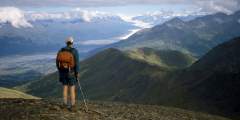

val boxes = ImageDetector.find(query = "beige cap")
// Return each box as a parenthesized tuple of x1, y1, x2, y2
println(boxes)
(65, 36, 74, 44)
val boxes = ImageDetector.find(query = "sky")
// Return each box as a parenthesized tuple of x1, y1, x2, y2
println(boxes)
(0, 0, 239, 15)
(0, 0, 240, 46)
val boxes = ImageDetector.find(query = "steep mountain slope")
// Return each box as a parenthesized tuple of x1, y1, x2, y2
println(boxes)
(110, 11, 240, 57)
(0, 99, 230, 120)
(174, 37, 240, 118)
(0, 87, 38, 99)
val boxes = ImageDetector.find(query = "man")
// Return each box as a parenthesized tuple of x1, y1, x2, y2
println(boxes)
(56, 37, 80, 111)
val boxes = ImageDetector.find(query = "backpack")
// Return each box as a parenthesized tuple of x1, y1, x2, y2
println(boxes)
(56, 48, 75, 70)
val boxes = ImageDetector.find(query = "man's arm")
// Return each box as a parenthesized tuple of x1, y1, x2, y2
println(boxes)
(56, 50, 60, 71)
(73, 49, 80, 77)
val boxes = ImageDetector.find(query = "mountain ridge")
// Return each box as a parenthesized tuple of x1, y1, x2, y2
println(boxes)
(174, 37, 240, 118)
(108, 10, 240, 57)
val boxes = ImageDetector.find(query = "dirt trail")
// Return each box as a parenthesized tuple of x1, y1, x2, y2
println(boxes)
(0, 99, 231, 120)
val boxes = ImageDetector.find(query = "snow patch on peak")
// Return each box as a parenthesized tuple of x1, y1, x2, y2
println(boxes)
(119, 15, 152, 28)
(117, 15, 152, 39)
(0, 7, 32, 28)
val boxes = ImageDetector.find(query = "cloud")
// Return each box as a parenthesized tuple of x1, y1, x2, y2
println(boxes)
(0, 7, 32, 28)
(195, 0, 240, 14)
(0, 0, 239, 14)
(26, 9, 118, 22)
(79, 39, 121, 45)
(119, 15, 152, 28)
(0, 0, 191, 7)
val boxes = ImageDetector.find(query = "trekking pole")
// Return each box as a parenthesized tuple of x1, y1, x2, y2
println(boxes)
(77, 77, 88, 112)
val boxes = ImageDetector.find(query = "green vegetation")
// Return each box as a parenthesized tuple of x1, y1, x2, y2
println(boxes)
(0, 87, 39, 99)
(127, 47, 196, 69)
(16, 48, 192, 103)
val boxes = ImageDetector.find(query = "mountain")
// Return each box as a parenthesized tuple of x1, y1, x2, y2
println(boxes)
(0, 87, 38, 99)
(110, 11, 240, 57)
(133, 13, 203, 26)
(16, 37, 240, 119)
(15, 48, 193, 100)
(173, 37, 240, 118)
(0, 99, 230, 120)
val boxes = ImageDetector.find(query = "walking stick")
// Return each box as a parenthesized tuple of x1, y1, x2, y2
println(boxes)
(77, 77, 88, 112)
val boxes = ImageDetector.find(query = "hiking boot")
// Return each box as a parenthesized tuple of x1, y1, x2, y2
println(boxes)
(60, 104, 69, 112)
(69, 105, 78, 112)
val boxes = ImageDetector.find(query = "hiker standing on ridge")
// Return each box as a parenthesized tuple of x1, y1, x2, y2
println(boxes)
(56, 37, 80, 111)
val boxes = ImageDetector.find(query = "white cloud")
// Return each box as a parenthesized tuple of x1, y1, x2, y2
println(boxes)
(119, 15, 152, 28)
(79, 39, 121, 45)
(26, 9, 120, 22)
(195, 0, 240, 14)
(0, 0, 239, 14)
(0, 7, 32, 28)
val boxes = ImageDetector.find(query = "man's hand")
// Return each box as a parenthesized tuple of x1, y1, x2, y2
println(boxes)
(76, 72, 80, 79)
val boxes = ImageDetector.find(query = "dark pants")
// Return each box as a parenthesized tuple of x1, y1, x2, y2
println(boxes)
(59, 69, 77, 86)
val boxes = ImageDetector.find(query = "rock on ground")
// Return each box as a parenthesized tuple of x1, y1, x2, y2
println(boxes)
(0, 99, 231, 120)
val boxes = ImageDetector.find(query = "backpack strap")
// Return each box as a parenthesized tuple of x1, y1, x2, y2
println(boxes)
(61, 47, 73, 52)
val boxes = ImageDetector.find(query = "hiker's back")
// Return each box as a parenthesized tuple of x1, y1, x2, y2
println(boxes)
(56, 45, 80, 86)
(57, 47, 76, 70)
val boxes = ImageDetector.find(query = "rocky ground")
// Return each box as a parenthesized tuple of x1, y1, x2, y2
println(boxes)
(0, 99, 231, 120)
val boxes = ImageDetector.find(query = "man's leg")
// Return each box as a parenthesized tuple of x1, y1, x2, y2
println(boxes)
(70, 85, 76, 106)
(63, 85, 68, 105)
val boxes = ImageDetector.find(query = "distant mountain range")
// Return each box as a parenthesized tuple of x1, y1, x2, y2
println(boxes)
(0, 9, 219, 57)
(109, 11, 240, 57)
(0, 11, 136, 56)
(15, 37, 240, 119)
(132, 12, 204, 26)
